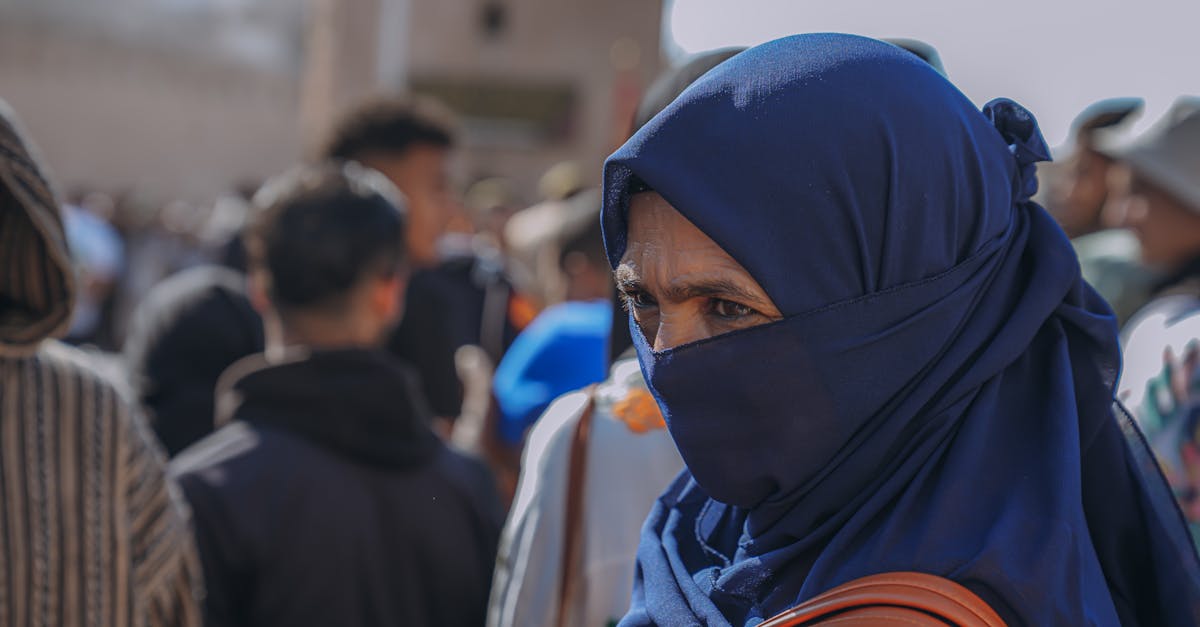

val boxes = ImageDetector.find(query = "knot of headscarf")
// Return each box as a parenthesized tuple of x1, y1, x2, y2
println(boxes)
(982, 98, 1051, 203)
(604, 34, 1200, 627)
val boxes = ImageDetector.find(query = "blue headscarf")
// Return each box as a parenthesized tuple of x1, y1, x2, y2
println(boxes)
(601, 34, 1200, 626)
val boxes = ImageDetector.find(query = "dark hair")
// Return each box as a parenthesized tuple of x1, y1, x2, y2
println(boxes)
(322, 97, 457, 161)
(123, 265, 264, 456)
(247, 163, 407, 314)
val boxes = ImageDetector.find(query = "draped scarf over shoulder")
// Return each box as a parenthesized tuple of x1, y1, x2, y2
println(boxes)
(601, 34, 1200, 626)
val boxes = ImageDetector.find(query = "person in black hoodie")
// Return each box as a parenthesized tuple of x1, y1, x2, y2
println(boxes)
(124, 265, 264, 456)
(170, 163, 503, 627)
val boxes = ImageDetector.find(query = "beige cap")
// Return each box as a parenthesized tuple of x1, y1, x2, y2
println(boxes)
(1099, 97, 1200, 211)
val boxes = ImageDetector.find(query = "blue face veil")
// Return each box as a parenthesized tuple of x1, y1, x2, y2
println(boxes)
(601, 34, 1200, 626)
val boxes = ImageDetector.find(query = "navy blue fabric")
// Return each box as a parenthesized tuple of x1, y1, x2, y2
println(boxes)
(600, 34, 1200, 626)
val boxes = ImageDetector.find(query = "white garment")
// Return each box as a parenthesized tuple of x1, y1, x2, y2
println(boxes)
(1119, 294, 1200, 413)
(488, 358, 683, 627)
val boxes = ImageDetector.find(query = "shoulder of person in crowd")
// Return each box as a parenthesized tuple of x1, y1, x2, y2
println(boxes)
(437, 235, 539, 331)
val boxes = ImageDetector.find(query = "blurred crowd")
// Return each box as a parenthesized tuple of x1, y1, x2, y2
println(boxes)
(1042, 95, 1200, 544)
(4, 33, 1200, 627)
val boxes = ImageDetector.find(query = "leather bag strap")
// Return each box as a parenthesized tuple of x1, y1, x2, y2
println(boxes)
(758, 572, 1007, 627)
(557, 387, 597, 627)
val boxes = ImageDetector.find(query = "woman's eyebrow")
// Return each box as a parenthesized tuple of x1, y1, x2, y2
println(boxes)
(614, 265, 771, 308)
(661, 278, 767, 306)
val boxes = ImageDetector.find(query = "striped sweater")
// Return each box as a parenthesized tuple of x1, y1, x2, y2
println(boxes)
(1, 343, 203, 627)
(0, 99, 202, 627)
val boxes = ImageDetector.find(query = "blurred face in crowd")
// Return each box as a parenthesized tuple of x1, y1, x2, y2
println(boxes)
(360, 144, 457, 267)
(615, 191, 783, 351)
(1120, 173, 1200, 270)
(1100, 162, 1134, 228)
(1050, 147, 1112, 238)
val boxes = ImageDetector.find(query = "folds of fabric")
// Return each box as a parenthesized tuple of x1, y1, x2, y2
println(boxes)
(0, 98, 201, 627)
(0, 343, 203, 627)
(600, 34, 1200, 626)
(0, 100, 74, 355)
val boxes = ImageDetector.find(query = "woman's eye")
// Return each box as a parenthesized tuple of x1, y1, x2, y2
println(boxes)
(712, 299, 755, 319)
(622, 290, 656, 311)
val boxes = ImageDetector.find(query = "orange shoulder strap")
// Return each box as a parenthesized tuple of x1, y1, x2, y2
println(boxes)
(758, 572, 1007, 627)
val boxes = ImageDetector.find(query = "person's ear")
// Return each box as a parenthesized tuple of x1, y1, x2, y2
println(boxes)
(247, 268, 273, 316)
(371, 272, 407, 325)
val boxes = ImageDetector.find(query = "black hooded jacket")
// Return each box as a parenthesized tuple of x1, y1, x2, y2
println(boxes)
(171, 348, 502, 627)
(124, 265, 264, 456)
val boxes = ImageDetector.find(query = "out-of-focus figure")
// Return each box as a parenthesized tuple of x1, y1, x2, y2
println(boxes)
(487, 47, 745, 627)
(493, 191, 612, 447)
(63, 191, 126, 348)
(1045, 98, 1156, 324)
(538, 160, 586, 204)
(473, 189, 610, 503)
(323, 98, 533, 423)
(110, 193, 219, 348)
(488, 357, 682, 627)
(883, 38, 947, 76)
(1050, 98, 1144, 238)
(171, 163, 502, 627)
(464, 176, 521, 253)
(322, 98, 460, 268)
(502, 161, 592, 307)
(123, 265, 264, 457)
(1112, 99, 1200, 544)
(0, 100, 202, 627)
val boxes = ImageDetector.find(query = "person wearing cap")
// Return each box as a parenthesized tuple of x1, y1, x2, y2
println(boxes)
(1112, 99, 1200, 544)
(1051, 98, 1144, 238)
(0, 101, 202, 627)
(1046, 98, 1156, 325)
(464, 176, 521, 253)
(1110, 99, 1200, 285)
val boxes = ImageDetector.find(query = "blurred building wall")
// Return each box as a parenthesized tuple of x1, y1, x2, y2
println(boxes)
(403, 0, 663, 200)
(0, 0, 661, 205)
(0, 3, 304, 203)
(300, 0, 389, 155)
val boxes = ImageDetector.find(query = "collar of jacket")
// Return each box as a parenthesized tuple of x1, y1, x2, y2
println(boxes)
(216, 347, 442, 469)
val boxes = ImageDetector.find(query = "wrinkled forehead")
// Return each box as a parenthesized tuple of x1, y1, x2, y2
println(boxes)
(617, 191, 751, 275)
(601, 34, 1014, 316)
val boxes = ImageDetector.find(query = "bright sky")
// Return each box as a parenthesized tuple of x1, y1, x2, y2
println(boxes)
(665, 0, 1200, 148)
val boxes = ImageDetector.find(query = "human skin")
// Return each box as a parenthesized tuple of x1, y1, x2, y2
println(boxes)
(614, 191, 783, 351)
(360, 144, 458, 268)
(1050, 147, 1112, 238)
(1120, 173, 1200, 270)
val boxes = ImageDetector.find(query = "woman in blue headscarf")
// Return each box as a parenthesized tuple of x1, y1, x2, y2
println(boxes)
(601, 34, 1200, 626)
